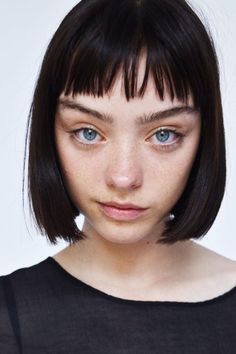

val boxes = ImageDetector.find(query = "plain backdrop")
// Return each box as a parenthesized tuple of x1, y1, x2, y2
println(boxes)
(0, 0, 235, 275)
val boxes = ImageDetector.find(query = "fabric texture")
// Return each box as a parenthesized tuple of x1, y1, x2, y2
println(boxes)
(0, 256, 236, 354)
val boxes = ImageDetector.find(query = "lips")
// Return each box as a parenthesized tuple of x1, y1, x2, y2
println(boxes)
(98, 202, 147, 220)
(99, 202, 146, 210)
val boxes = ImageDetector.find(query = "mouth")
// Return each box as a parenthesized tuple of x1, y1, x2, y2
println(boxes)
(98, 202, 148, 221)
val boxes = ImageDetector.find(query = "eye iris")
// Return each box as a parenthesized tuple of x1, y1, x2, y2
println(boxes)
(83, 129, 97, 141)
(156, 130, 170, 143)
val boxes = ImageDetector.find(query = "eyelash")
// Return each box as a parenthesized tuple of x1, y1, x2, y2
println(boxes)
(70, 126, 184, 151)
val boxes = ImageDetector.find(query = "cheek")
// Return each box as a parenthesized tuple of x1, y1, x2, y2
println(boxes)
(56, 142, 102, 203)
(157, 164, 191, 201)
(148, 141, 199, 201)
(157, 152, 195, 181)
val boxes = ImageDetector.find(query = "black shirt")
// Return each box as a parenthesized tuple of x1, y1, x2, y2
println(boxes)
(0, 257, 236, 354)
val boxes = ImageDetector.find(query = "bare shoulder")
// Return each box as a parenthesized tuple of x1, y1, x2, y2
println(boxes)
(191, 241, 236, 273)
(186, 241, 236, 300)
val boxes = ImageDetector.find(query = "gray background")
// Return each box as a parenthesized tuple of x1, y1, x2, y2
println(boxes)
(0, 0, 235, 275)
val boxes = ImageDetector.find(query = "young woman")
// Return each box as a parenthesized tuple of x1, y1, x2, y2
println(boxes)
(1, 0, 236, 352)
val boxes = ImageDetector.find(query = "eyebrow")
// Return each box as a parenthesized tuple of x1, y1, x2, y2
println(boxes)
(58, 98, 198, 125)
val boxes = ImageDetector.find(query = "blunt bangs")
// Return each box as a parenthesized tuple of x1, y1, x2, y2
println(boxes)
(25, 0, 226, 245)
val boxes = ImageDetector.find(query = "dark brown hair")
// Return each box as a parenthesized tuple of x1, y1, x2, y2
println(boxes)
(24, 0, 226, 245)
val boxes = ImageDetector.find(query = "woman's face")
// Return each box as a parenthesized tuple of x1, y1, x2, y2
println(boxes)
(55, 70, 201, 245)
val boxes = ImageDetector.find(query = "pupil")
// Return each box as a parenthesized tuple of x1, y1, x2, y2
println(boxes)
(156, 130, 169, 142)
(84, 129, 97, 141)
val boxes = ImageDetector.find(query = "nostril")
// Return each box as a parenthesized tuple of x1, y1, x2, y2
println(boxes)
(106, 173, 143, 190)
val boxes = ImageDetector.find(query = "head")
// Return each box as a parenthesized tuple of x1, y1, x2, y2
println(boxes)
(25, 0, 226, 246)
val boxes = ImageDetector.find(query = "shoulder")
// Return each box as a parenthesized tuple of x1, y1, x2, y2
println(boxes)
(0, 257, 53, 300)
(191, 242, 236, 275)
(185, 242, 236, 301)
(1, 257, 49, 279)
(0, 257, 58, 329)
(0, 258, 55, 350)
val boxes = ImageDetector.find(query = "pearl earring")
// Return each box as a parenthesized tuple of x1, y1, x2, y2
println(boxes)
(169, 213, 175, 221)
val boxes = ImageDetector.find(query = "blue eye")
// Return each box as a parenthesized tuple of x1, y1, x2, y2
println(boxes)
(74, 128, 102, 144)
(155, 130, 171, 143)
(148, 128, 183, 150)
(82, 128, 97, 141)
(72, 127, 182, 150)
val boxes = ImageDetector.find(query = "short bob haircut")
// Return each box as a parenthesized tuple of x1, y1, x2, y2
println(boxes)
(24, 0, 226, 246)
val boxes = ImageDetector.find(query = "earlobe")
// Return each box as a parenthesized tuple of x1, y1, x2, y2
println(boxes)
(168, 213, 175, 221)
(164, 212, 175, 222)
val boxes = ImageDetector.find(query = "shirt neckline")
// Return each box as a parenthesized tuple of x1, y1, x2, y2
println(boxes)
(47, 256, 236, 307)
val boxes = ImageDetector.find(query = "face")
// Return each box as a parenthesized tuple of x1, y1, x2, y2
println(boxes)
(55, 65, 201, 245)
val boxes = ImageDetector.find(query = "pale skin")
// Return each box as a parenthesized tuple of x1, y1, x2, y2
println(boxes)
(53, 59, 236, 302)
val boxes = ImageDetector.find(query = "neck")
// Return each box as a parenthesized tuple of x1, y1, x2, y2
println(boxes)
(65, 222, 194, 290)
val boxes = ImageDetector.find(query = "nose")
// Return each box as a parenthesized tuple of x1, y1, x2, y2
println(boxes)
(105, 142, 143, 191)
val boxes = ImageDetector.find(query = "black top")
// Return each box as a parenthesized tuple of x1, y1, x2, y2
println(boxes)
(0, 257, 236, 354)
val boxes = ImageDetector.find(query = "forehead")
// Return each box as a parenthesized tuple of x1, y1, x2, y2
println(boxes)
(59, 87, 194, 124)
(58, 90, 197, 131)
(60, 70, 193, 115)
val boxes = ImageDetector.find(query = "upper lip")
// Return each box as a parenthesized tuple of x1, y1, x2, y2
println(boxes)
(99, 201, 147, 210)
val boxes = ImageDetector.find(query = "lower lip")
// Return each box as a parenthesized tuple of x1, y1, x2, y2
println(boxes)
(99, 203, 147, 221)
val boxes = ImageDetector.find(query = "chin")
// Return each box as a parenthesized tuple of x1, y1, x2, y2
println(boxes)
(93, 223, 159, 245)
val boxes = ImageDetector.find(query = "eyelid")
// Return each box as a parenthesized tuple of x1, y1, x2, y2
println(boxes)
(70, 122, 101, 132)
(148, 127, 181, 141)
(150, 126, 178, 134)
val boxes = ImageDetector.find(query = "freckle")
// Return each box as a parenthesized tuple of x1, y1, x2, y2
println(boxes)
(146, 241, 150, 245)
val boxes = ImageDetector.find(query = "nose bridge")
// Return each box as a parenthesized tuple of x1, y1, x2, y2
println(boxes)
(105, 137, 143, 189)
